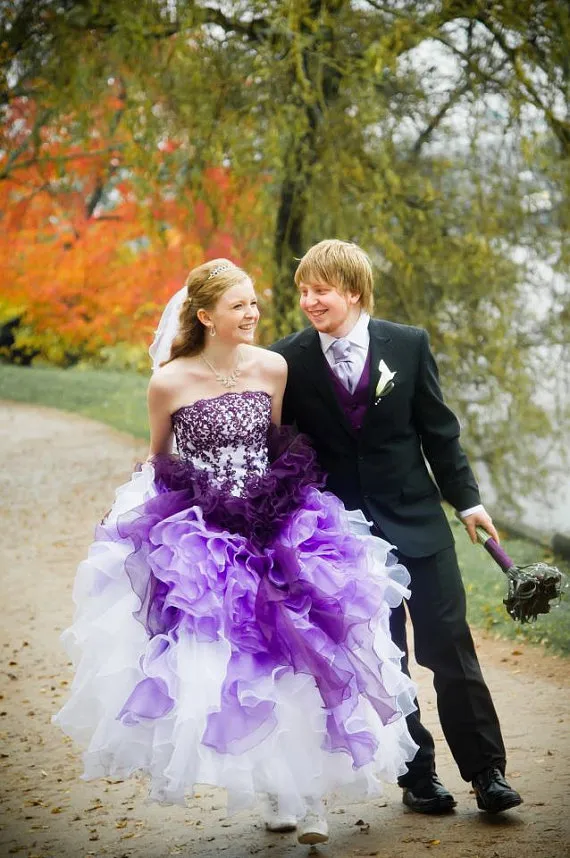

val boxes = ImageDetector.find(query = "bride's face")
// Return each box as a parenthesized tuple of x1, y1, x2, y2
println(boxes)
(208, 279, 259, 344)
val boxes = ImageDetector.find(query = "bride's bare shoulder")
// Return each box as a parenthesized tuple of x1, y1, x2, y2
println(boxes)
(148, 357, 200, 394)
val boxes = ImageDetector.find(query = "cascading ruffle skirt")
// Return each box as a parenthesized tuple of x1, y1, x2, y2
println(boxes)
(54, 433, 418, 816)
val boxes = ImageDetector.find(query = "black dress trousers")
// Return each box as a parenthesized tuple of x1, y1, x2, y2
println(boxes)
(389, 545, 507, 784)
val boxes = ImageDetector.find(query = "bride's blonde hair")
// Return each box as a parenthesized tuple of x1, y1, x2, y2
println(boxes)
(163, 259, 250, 364)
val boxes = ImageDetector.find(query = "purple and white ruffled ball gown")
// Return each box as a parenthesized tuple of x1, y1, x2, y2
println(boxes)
(54, 390, 418, 819)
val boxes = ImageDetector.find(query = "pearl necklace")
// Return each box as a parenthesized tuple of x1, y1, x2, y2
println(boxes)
(201, 354, 242, 389)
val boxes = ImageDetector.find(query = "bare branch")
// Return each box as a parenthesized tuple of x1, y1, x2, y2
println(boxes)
(197, 5, 271, 42)
(0, 108, 52, 179)
(52, 4, 273, 44)
(0, 146, 126, 181)
(411, 81, 472, 156)
(475, 14, 570, 153)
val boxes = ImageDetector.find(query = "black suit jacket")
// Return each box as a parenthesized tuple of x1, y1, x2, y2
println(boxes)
(272, 318, 481, 557)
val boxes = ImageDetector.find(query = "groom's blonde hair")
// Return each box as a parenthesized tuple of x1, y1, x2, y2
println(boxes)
(294, 239, 375, 313)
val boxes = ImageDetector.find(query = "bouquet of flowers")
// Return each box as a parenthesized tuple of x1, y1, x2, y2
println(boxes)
(475, 526, 566, 624)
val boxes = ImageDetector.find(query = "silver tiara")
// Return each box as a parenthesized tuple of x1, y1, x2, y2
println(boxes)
(207, 264, 233, 280)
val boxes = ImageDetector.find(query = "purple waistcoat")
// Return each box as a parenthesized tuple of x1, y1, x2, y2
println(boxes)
(325, 349, 371, 431)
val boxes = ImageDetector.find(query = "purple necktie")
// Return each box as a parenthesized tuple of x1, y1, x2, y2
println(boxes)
(329, 338, 355, 393)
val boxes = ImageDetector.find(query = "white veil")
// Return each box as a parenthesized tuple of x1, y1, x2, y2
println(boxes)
(149, 285, 187, 372)
(148, 284, 188, 453)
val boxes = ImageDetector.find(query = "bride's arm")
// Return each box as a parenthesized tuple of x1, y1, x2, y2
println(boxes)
(147, 373, 175, 457)
(264, 352, 288, 426)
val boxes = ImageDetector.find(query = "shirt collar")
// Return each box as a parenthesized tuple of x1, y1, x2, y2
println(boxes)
(319, 312, 371, 353)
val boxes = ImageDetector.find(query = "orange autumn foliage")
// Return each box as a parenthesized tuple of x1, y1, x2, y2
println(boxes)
(0, 99, 263, 368)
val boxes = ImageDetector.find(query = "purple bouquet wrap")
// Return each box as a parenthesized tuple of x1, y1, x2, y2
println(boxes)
(475, 526, 565, 624)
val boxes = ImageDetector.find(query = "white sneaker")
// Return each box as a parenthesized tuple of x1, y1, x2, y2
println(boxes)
(263, 795, 297, 833)
(297, 810, 329, 845)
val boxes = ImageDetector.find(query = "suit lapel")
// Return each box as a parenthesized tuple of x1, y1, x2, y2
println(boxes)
(361, 319, 394, 433)
(298, 329, 357, 440)
(365, 319, 392, 406)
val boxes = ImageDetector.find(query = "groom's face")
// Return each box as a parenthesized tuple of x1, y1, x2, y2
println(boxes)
(298, 280, 361, 338)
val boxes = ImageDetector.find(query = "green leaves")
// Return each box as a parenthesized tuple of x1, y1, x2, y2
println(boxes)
(2, 0, 569, 508)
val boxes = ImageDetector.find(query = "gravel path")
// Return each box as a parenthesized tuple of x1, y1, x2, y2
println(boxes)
(1, 400, 569, 858)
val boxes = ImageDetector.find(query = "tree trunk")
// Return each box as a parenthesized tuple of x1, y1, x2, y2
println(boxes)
(272, 140, 314, 337)
(271, 1, 345, 337)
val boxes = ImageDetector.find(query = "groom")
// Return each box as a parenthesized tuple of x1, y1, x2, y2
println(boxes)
(272, 239, 522, 815)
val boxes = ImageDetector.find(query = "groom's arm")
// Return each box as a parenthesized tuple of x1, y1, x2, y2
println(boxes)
(411, 329, 481, 512)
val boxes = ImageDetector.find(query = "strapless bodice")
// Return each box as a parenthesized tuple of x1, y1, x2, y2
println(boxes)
(171, 390, 272, 496)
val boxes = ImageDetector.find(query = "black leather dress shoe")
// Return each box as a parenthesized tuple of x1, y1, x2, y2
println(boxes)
(402, 774, 457, 814)
(472, 767, 523, 813)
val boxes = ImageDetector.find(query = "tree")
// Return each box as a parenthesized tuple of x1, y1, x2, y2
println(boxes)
(1, 0, 569, 509)
(0, 97, 263, 366)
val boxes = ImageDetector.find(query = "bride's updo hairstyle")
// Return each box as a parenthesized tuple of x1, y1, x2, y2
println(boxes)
(164, 258, 250, 364)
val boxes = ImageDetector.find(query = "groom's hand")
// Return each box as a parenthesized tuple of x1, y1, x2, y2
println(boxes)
(461, 509, 500, 545)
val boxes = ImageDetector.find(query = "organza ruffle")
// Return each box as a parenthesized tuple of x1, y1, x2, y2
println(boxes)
(54, 429, 418, 811)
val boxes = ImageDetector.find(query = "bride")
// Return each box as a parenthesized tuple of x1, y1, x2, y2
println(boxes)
(53, 258, 418, 846)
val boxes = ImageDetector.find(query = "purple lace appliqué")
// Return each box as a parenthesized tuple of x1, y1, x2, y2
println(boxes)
(171, 391, 271, 496)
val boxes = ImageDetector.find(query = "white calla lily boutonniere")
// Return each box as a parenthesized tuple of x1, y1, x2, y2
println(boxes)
(374, 359, 396, 404)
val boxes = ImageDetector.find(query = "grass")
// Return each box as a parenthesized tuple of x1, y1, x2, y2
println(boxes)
(0, 362, 149, 439)
(2, 361, 568, 655)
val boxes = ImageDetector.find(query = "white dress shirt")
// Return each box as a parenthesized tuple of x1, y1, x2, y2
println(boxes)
(318, 313, 484, 520)
(319, 312, 371, 382)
